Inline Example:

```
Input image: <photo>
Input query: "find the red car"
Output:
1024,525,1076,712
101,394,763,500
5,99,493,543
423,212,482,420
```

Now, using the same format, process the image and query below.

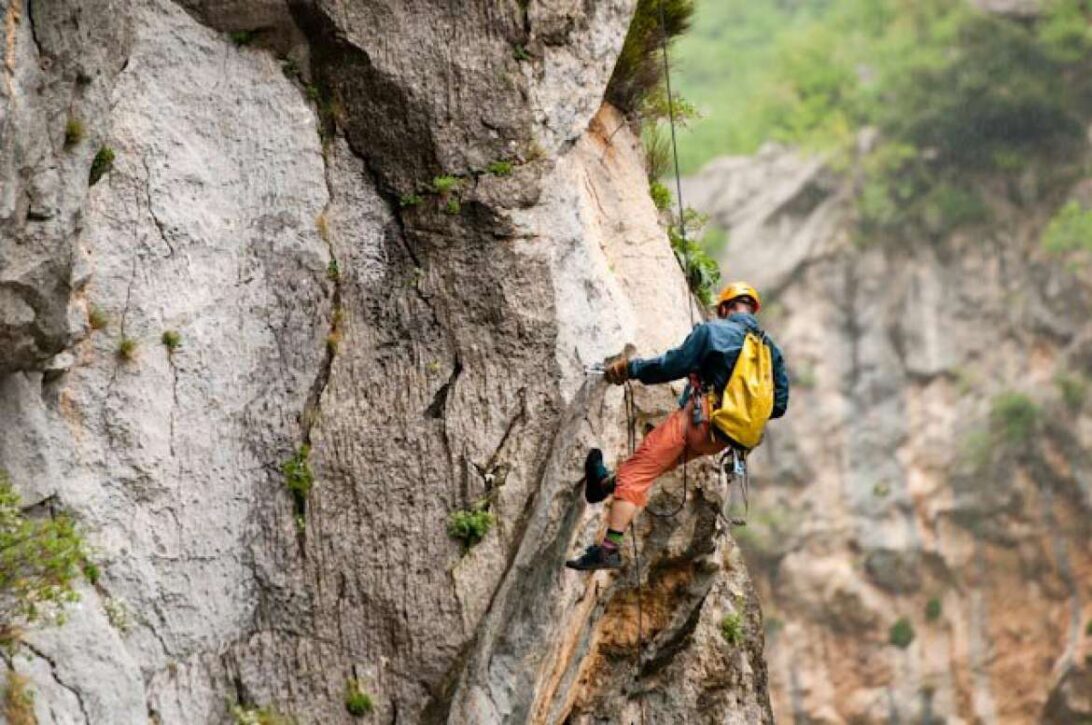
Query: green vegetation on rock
344,680,374,717
889,617,915,648
447,502,494,550
925,597,941,622
89,146,115,186
1042,201,1092,254
720,612,743,645
0,471,93,627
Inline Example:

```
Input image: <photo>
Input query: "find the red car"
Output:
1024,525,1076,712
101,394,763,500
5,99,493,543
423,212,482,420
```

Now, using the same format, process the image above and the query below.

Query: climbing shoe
584,448,616,504
564,544,622,571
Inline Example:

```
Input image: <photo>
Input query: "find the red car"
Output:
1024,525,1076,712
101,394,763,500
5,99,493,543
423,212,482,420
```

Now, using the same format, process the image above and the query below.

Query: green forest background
664,0,1092,260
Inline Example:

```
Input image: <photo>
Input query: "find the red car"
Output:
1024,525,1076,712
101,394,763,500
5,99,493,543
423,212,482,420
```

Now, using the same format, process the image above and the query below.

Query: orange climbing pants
614,397,728,508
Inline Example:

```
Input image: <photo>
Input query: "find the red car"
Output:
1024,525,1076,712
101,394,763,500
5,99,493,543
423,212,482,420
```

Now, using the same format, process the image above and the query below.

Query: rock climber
565,281,790,571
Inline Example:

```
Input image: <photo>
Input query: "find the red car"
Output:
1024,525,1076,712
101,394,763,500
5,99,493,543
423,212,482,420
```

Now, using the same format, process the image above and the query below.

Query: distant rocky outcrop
684,141,1092,723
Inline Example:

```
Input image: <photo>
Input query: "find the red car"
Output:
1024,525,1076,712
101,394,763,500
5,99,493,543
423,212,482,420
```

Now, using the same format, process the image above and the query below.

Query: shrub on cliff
447,502,494,550
0,472,93,628
889,617,914,648
606,0,694,119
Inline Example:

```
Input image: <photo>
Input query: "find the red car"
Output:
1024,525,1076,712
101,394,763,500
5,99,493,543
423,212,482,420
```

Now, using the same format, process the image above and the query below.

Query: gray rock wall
0,1,773,723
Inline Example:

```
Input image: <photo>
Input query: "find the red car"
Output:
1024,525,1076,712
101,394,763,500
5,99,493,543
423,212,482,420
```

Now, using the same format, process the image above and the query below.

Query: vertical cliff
0,1,772,722
684,143,1092,723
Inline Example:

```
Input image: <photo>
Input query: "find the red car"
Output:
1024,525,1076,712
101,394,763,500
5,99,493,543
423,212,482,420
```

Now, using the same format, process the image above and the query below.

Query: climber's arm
627,324,710,385
771,340,790,419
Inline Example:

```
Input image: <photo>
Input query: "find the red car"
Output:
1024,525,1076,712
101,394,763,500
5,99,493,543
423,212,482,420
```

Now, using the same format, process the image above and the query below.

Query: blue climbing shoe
584,448,616,504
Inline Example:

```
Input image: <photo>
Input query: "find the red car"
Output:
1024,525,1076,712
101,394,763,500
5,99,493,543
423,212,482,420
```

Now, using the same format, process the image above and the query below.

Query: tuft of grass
889,617,915,648
443,198,461,215
486,160,514,176
989,392,1039,445
230,704,291,725
103,596,131,632
326,259,340,282
282,445,314,504
117,337,138,362
229,30,255,46
3,671,34,725
1056,374,1088,412
399,193,423,208
431,175,460,194
720,612,743,645
161,330,182,351
64,118,84,149
513,44,531,62
605,0,695,117
88,305,108,330
89,146,115,186
315,212,330,242
344,680,374,717
649,180,672,211
925,598,942,622
447,502,494,549
82,561,100,585
1042,200,1092,255
281,57,300,79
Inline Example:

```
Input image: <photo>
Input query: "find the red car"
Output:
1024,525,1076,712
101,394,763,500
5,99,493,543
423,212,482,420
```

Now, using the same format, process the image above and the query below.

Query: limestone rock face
0,1,772,723
684,145,1092,724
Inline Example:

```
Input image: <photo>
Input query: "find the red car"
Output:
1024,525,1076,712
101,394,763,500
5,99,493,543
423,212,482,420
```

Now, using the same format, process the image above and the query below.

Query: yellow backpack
710,331,775,450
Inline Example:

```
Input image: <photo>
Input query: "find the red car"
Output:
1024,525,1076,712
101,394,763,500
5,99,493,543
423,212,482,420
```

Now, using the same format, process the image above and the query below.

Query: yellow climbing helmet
716,281,762,312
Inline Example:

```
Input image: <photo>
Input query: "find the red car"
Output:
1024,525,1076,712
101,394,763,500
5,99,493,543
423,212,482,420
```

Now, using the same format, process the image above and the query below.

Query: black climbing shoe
565,544,622,571
584,448,616,504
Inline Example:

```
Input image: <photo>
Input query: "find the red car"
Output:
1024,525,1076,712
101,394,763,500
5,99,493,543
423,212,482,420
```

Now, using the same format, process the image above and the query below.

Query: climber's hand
602,352,629,385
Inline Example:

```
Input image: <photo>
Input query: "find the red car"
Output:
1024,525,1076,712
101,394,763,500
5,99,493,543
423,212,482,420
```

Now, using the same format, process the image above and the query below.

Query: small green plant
3,671,35,725
117,337,138,362
649,180,672,211
605,0,695,117
64,118,84,148
230,704,290,725
282,445,314,503
306,84,321,103
1042,200,1092,254
889,617,915,648
443,198,461,215
229,30,255,46
447,502,494,549
431,175,460,194
720,612,743,645
486,160,514,176
88,305,108,330
512,44,531,62
1056,373,1088,412
400,193,423,208
103,596,132,632
82,561,100,585
925,598,942,622
326,259,340,281
872,481,891,498
281,57,300,79
89,146,115,186
669,209,721,306
989,392,1039,444
0,472,92,627
293,514,306,535
344,680,374,717
161,330,182,351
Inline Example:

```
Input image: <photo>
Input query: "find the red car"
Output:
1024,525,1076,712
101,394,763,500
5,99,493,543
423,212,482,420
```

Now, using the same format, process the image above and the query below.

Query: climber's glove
602,352,630,385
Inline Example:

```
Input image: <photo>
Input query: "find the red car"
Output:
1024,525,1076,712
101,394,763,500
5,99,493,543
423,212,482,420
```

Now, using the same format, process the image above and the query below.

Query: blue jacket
628,313,789,418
